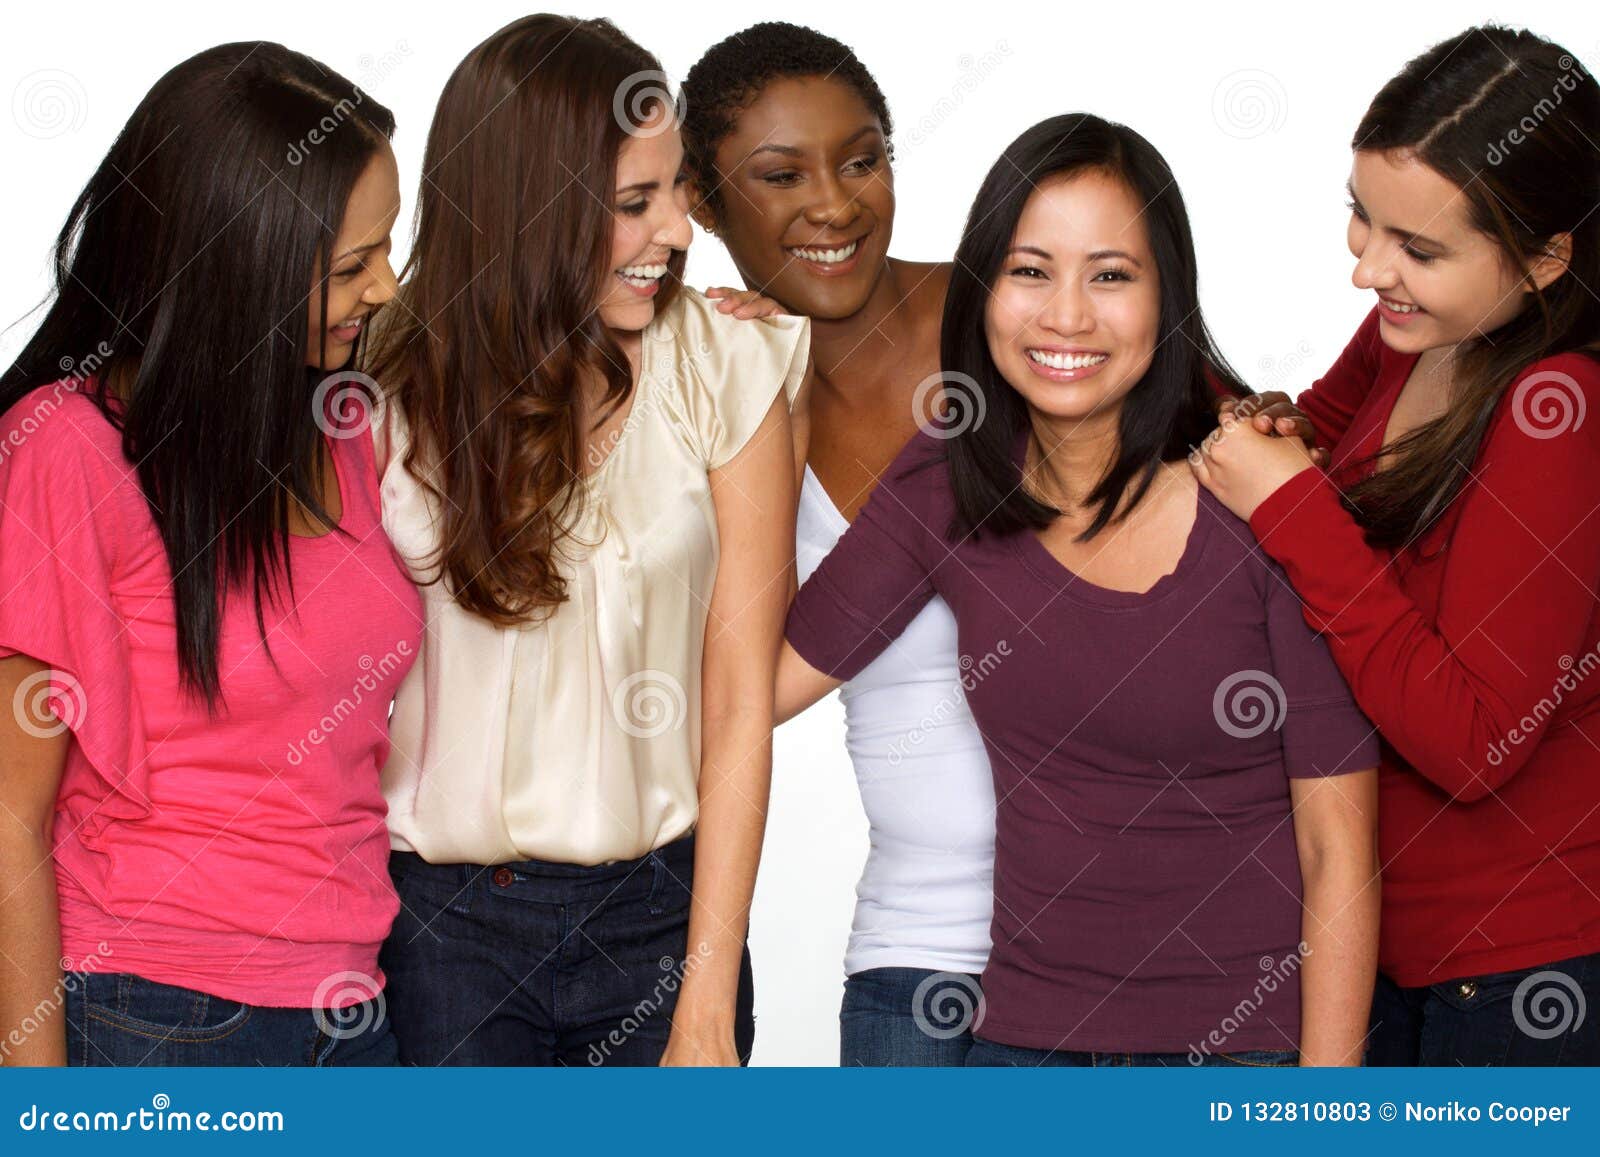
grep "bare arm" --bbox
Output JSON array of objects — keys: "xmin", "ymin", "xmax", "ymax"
[
  {"xmin": 0, "ymin": 655, "xmax": 70, "ymax": 1066},
  {"xmin": 775, "ymin": 642, "xmax": 841, "ymax": 726},
  {"xmin": 1290, "ymin": 768, "xmax": 1380, "ymax": 1067},
  {"xmin": 660, "ymin": 391, "xmax": 795, "ymax": 1066}
]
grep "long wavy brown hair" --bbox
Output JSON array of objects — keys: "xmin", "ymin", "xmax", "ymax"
[
  {"xmin": 369, "ymin": 14, "xmax": 685, "ymax": 623},
  {"xmin": 1345, "ymin": 26, "xmax": 1600, "ymax": 547}
]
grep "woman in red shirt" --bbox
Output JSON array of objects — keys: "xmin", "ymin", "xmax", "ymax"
[{"xmin": 1195, "ymin": 24, "xmax": 1600, "ymax": 1065}]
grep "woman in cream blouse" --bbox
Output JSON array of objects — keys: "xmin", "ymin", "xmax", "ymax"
[{"xmin": 367, "ymin": 16, "xmax": 807, "ymax": 1067}]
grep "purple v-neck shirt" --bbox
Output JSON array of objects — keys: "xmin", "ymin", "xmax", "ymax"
[{"xmin": 786, "ymin": 428, "xmax": 1377, "ymax": 1054}]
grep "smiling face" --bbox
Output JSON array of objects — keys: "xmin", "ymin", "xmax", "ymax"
[
  {"xmin": 700, "ymin": 75, "xmax": 893, "ymax": 320},
  {"xmin": 597, "ymin": 104, "xmax": 693, "ymax": 333},
  {"xmin": 1346, "ymin": 148, "xmax": 1537, "ymax": 355},
  {"xmin": 307, "ymin": 143, "xmax": 401, "ymax": 369},
  {"xmin": 983, "ymin": 170, "xmax": 1161, "ymax": 429}
]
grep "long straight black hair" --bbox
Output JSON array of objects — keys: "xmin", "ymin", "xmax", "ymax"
[
  {"xmin": 0, "ymin": 42, "xmax": 396, "ymax": 707},
  {"xmin": 942, "ymin": 113, "xmax": 1247, "ymax": 541},
  {"xmin": 1343, "ymin": 26, "xmax": 1600, "ymax": 547}
]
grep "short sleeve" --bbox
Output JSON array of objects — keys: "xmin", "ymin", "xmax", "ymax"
[
  {"xmin": 0, "ymin": 385, "xmax": 153, "ymax": 827},
  {"xmin": 785, "ymin": 431, "xmax": 948, "ymax": 681},
  {"xmin": 1262, "ymin": 555, "xmax": 1380, "ymax": 778},
  {"xmin": 663, "ymin": 288, "xmax": 810, "ymax": 470}
]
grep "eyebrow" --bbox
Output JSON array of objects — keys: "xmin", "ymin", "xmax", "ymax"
[
  {"xmin": 1007, "ymin": 245, "xmax": 1143, "ymax": 266},
  {"xmin": 616, "ymin": 179, "xmax": 661, "ymax": 196},
  {"xmin": 331, "ymin": 239, "xmax": 386, "ymax": 263},
  {"xmin": 745, "ymin": 125, "xmax": 882, "ymax": 162},
  {"xmin": 1346, "ymin": 184, "xmax": 1448, "ymax": 251}
]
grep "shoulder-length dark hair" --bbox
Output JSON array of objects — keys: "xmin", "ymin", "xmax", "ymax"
[
  {"xmin": 1344, "ymin": 25, "xmax": 1600, "ymax": 547},
  {"xmin": 367, "ymin": 15, "xmax": 687, "ymax": 625},
  {"xmin": 942, "ymin": 113, "xmax": 1247, "ymax": 541},
  {"xmin": 0, "ymin": 41, "xmax": 395, "ymax": 707}
]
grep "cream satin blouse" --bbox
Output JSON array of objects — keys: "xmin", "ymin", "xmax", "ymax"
[{"xmin": 376, "ymin": 289, "xmax": 809, "ymax": 866}]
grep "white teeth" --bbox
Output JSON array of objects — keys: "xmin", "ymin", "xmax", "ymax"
[
  {"xmin": 1027, "ymin": 349, "xmax": 1109, "ymax": 371},
  {"xmin": 618, "ymin": 263, "xmax": 668, "ymax": 283},
  {"xmin": 336, "ymin": 315, "xmax": 365, "ymax": 331},
  {"xmin": 1383, "ymin": 298, "xmax": 1420, "ymax": 313},
  {"xmin": 789, "ymin": 240, "xmax": 860, "ymax": 264}
]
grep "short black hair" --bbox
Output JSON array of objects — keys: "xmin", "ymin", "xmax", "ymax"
[{"xmin": 681, "ymin": 21, "xmax": 893, "ymax": 219}]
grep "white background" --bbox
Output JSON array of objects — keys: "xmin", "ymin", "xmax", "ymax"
[{"xmin": 4, "ymin": 0, "xmax": 1596, "ymax": 1064}]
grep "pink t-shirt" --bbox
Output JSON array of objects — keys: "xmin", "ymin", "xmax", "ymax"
[{"xmin": 0, "ymin": 379, "xmax": 422, "ymax": 1007}]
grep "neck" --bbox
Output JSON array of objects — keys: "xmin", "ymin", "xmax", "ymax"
[
  {"xmin": 805, "ymin": 257, "xmax": 919, "ymax": 381},
  {"xmin": 1023, "ymin": 404, "xmax": 1124, "ymax": 512}
]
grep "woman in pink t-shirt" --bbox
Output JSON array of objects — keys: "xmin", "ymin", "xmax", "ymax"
[{"xmin": 0, "ymin": 43, "xmax": 421, "ymax": 1066}]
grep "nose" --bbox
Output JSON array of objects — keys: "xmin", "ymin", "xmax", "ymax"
[
  {"xmin": 657, "ymin": 187, "xmax": 694, "ymax": 252},
  {"xmin": 1351, "ymin": 239, "xmax": 1400, "ymax": 292},
  {"xmin": 364, "ymin": 253, "xmax": 399, "ymax": 307},
  {"xmin": 803, "ymin": 174, "xmax": 862, "ymax": 231},
  {"xmin": 1037, "ymin": 279, "xmax": 1093, "ymax": 339}
]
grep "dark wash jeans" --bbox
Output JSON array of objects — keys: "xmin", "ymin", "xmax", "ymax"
[
  {"xmin": 64, "ymin": 973, "xmax": 396, "ymax": 1066},
  {"xmin": 1367, "ymin": 950, "xmax": 1600, "ymax": 1066},
  {"xmin": 966, "ymin": 1038, "xmax": 1300, "ymax": 1067},
  {"xmin": 840, "ymin": 967, "xmax": 983, "ymax": 1067},
  {"xmin": 379, "ymin": 831, "xmax": 755, "ymax": 1066}
]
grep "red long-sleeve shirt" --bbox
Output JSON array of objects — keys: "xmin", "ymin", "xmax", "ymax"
[{"xmin": 1251, "ymin": 307, "xmax": 1600, "ymax": 987}]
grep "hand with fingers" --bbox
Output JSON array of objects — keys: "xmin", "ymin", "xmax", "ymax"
[
  {"xmin": 704, "ymin": 285, "xmax": 789, "ymax": 320},
  {"xmin": 1216, "ymin": 391, "xmax": 1329, "ymax": 467},
  {"xmin": 1189, "ymin": 413, "xmax": 1322, "ymax": 523}
]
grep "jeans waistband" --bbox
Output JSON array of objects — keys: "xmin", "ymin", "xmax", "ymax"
[{"xmin": 389, "ymin": 830, "xmax": 696, "ymax": 898}]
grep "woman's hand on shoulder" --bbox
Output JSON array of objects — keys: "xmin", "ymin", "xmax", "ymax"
[{"xmin": 704, "ymin": 285, "xmax": 788, "ymax": 320}]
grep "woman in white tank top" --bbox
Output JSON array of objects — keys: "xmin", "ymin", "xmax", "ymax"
[{"xmin": 683, "ymin": 23, "xmax": 996, "ymax": 1065}]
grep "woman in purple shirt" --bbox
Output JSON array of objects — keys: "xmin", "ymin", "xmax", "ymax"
[{"xmin": 778, "ymin": 114, "xmax": 1381, "ymax": 1067}]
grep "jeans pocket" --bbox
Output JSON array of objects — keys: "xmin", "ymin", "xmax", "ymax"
[{"xmin": 84, "ymin": 973, "xmax": 253, "ymax": 1044}]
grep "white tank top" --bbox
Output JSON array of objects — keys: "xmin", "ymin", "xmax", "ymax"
[{"xmin": 796, "ymin": 463, "xmax": 995, "ymax": 977}]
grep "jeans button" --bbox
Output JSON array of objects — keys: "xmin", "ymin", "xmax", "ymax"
[
  {"xmin": 1457, "ymin": 980, "xmax": 1478, "ymax": 1000},
  {"xmin": 493, "ymin": 867, "xmax": 515, "ymax": 887}
]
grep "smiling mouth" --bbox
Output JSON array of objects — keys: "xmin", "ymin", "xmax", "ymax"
[
  {"xmin": 617, "ymin": 262, "xmax": 669, "ymax": 289},
  {"xmin": 331, "ymin": 314, "xmax": 367, "ymax": 339},
  {"xmin": 1379, "ymin": 295, "xmax": 1423, "ymax": 315},
  {"xmin": 785, "ymin": 238, "xmax": 863, "ymax": 265},
  {"xmin": 1026, "ymin": 349, "xmax": 1109, "ymax": 371}
]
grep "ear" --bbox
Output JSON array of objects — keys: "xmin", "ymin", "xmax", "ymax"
[
  {"xmin": 686, "ymin": 182, "xmax": 719, "ymax": 236},
  {"xmin": 1528, "ymin": 231, "xmax": 1573, "ymax": 292}
]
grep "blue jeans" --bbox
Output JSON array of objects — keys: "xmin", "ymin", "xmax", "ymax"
[
  {"xmin": 1367, "ymin": 950, "xmax": 1600, "ymax": 1066},
  {"xmin": 379, "ymin": 831, "xmax": 755, "ymax": 1065},
  {"xmin": 840, "ymin": 967, "xmax": 982, "ymax": 1066},
  {"xmin": 64, "ymin": 972, "xmax": 396, "ymax": 1066},
  {"xmin": 967, "ymin": 1039, "xmax": 1299, "ymax": 1067}
]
